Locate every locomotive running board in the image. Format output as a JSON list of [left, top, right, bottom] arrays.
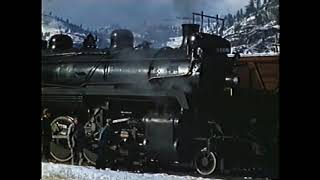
[[41, 87, 189, 109]]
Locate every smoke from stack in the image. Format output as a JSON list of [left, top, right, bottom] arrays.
[[172, 0, 194, 18], [172, 0, 221, 18]]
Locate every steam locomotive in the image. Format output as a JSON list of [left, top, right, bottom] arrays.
[[41, 22, 278, 177]]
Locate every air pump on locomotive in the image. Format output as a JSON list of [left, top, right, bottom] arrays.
[[41, 15, 275, 176]]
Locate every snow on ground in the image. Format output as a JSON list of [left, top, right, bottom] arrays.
[[42, 162, 220, 180], [239, 52, 279, 57], [166, 36, 182, 48], [227, 52, 279, 58]]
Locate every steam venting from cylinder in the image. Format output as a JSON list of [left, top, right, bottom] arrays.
[[180, 24, 200, 48]]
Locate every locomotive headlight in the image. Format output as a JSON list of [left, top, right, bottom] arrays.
[[52, 45, 56, 49], [189, 35, 198, 50], [196, 47, 203, 57], [190, 35, 196, 41], [232, 76, 239, 85]]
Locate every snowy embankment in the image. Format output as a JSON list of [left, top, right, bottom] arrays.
[[41, 162, 218, 180], [227, 52, 279, 58]]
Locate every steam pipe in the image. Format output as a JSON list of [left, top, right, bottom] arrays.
[[201, 11, 204, 32]]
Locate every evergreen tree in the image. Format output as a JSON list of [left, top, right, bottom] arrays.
[[234, 23, 241, 33], [224, 15, 229, 27], [264, 0, 267, 4], [256, 14, 263, 25], [257, 0, 261, 9], [229, 14, 234, 25], [226, 13, 234, 27], [269, 6, 279, 21], [262, 11, 269, 23], [240, 8, 244, 17], [246, 0, 256, 15], [236, 10, 240, 21], [269, 0, 279, 5]]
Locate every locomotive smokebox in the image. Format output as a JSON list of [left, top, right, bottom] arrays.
[[110, 29, 134, 49], [180, 24, 200, 48]]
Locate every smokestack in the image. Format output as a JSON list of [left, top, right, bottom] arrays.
[[180, 24, 200, 48]]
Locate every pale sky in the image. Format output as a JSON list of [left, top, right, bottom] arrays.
[[42, 0, 248, 29]]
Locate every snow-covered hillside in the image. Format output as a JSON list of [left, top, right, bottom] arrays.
[[166, 0, 280, 55], [223, 0, 279, 54], [223, 18, 279, 54], [166, 36, 183, 48], [42, 14, 90, 48]]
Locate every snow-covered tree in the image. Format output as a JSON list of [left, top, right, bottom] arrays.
[[234, 23, 241, 33], [225, 13, 235, 27]]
